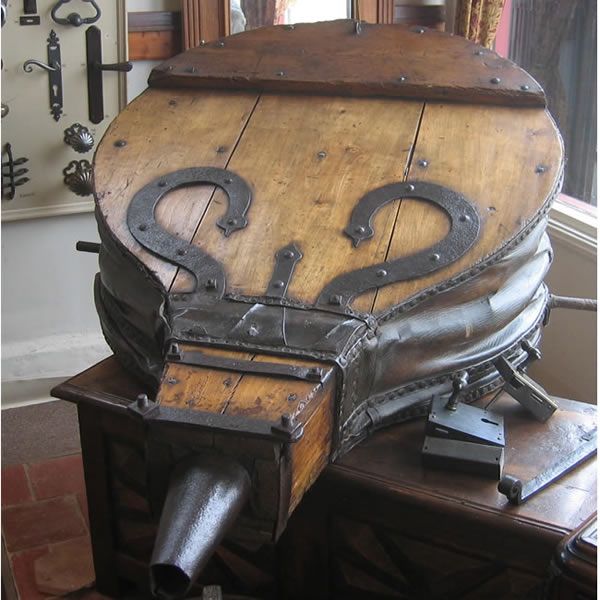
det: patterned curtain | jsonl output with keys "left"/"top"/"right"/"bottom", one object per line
{"left": 454, "top": 0, "right": 506, "bottom": 48}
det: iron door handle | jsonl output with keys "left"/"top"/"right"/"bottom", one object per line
{"left": 51, "top": 0, "right": 101, "bottom": 27}
{"left": 94, "top": 61, "right": 133, "bottom": 73}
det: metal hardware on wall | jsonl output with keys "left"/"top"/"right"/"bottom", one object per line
{"left": 22, "top": 30, "right": 63, "bottom": 121}
{"left": 1, "top": 0, "right": 6, "bottom": 27}
{"left": 63, "top": 123, "right": 94, "bottom": 153}
{"left": 24, "top": 0, "right": 38, "bottom": 14}
{"left": 86, "top": 25, "right": 132, "bottom": 124}
{"left": 63, "top": 159, "right": 93, "bottom": 196}
{"left": 2, "top": 0, "right": 126, "bottom": 220}
{"left": 51, "top": 0, "right": 100, "bottom": 27}
{"left": 2, "top": 144, "right": 30, "bottom": 200}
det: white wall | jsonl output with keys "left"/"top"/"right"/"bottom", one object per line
{"left": 1, "top": 214, "right": 110, "bottom": 407}
{"left": 529, "top": 230, "right": 597, "bottom": 403}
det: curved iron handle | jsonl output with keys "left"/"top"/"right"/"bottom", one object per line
{"left": 317, "top": 181, "right": 481, "bottom": 308}
{"left": 23, "top": 59, "right": 60, "bottom": 73}
{"left": 127, "top": 167, "right": 253, "bottom": 298}
{"left": 51, "top": 0, "right": 101, "bottom": 27}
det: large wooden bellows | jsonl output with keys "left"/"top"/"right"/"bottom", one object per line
{"left": 87, "top": 21, "right": 563, "bottom": 599}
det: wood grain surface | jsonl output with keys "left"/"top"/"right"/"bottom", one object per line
{"left": 149, "top": 20, "right": 545, "bottom": 107}
{"left": 94, "top": 91, "right": 562, "bottom": 313}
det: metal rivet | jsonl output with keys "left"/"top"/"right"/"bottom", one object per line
{"left": 407, "top": 184, "right": 415, "bottom": 192}
{"left": 490, "top": 77, "right": 501, "bottom": 84}
{"left": 355, "top": 226, "right": 365, "bottom": 234}
{"left": 224, "top": 177, "right": 232, "bottom": 184}
{"left": 474, "top": 49, "right": 484, "bottom": 56}
{"left": 217, "top": 40, "right": 225, "bottom": 47}
{"left": 329, "top": 294, "right": 342, "bottom": 306}
{"left": 520, "top": 84, "right": 530, "bottom": 91}
{"left": 248, "top": 324, "right": 259, "bottom": 336}
{"left": 273, "top": 280, "right": 284, "bottom": 288}
{"left": 535, "top": 164, "right": 547, "bottom": 174}
{"left": 158, "top": 180, "right": 167, "bottom": 187}
{"left": 137, "top": 394, "right": 149, "bottom": 409}
{"left": 199, "top": 40, "right": 206, "bottom": 46}
{"left": 168, "top": 99, "right": 177, "bottom": 107}
{"left": 114, "top": 139, "right": 127, "bottom": 147}
{"left": 281, "top": 413, "right": 293, "bottom": 427}
{"left": 376, "top": 269, "right": 387, "bottom": 278}
{"left": 216, "top": 146, "right": 227, "bottom": 153}
{"left": 185, "top": 66, "right": 196, "bottom": 73}
{"left": 138, "top": 224, "right": 148, "bottom": 231}
{"left": 418, "top": 159, "right": 428, "bottom": 168}
{"left": 459, "top": 214, "right": 471, "bottom": 222}
{"left": 317, "top": 150, "right": 327, "bottom": 159}
{"left": 355, "top": 20, "right": 362, "bottom": 35}
{"left": 287, "top": 393, "right": 297, "bottom": 402}
{"left": 398, "top": 75, "right": 407, "bottom": 82}
{"left": 227, "top": 217, "right": 237, "bottom": 225}
{"left": 430, "top": 253, "right": 440, "bottom": 262}
{"left": 284, "top": 250, "right": 295, "bottom": 259}
{"left": 167, "top": 65, "right": 174, "bottom": 71}
{"left": 205, "top": 278, "right": 217, "bottom": 290}
{"left": 276, "top": 70, "right": 285, "bottom": 77}
{"left": 413, "top": 26, "right": 425, "bottom": 34}
{"left": 167, "top": 378, "right": 177, "bottom": 385}
{"left": 177, "top": 248, "right": 186, "bottom": 256}
{"left": 285, "top": 24, "right": 295, "bottom": 30}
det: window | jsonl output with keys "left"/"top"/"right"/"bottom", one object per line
{"left": 231, "top": 0, "right": 351, "bottom": 34}
{"left": 496, "top": 0, "right": 597, "bottom": 212}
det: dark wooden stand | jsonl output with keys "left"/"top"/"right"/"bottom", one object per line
{"left": 53, "top": 358, "right": 597, "bottom": 599}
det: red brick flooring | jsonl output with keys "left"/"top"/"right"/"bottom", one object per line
{"left": 2, "top": 454, "right": 112, "bottom": 599}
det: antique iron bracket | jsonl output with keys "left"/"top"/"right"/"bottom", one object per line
{"left": 266, "top": 243, "right": 303, "bottom": 298}
{"left": 63, "top": 160, "right": 93, "bottom": 196}
{"left": 493, "top": 355, "right": 557, "bottom": 422}
{"left": 86, "top": 25, "right": 132, "bottom": 124}
{"left": 23, "top": 30, "right": 63, "bottom": 121}
{"left": 127, "top": 167, "right": 252, "bottom": 297}
{"left": 166, "top": 343, "right": 324, "bottom": 383}
{"left": 318, "top": 181, "right": 480, "bottom": 308}
{"left": 498, "top": 427, "right": 596, "bottom": 504}
{"left": 64, "top": 123, "right": 94, "bottom": 153}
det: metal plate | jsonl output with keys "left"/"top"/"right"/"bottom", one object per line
{"left": 127, "top": 167, "right": 252, "bottom": 298}
{"left": 266, "top": 243, "right": 302, "bottom": 298}
{"left": 47, "top": 30, "right": 63, "bottom": 121}
{"left": 318, "top": 181, "right": 480, "bottom": 307}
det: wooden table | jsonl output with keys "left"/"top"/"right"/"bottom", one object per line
{"left": 53, "top": 357, "right": 596, "bottom": 599}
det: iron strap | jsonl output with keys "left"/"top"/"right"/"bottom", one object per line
{"left": 127, "top": 167, "right": 252, "bottom": 299}
{"left": 166, "top": 345, "right": 325, "bottom": 383}
{"left": 317, "top": 180, "right": 480, "bottom": 307}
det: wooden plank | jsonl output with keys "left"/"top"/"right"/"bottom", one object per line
{"left": 94, "top": 88, "right": 259, "bottom": 290}
{"left": 149, "top": 20, "right": 545, "bottom": 107}
{"left": 371, "top": 103, "right": 563, "bottom": 313}
{"left": 128, "top": 31, "right": 181, "bottom": 61}
{"left": 171, "top": 94, "right": 423, "bottom": 311}
{"left": 127, "top": 11, "right": 180, "bottom": 32}
{"left": 183, "top": 0, "right": 228, "bottom": 48}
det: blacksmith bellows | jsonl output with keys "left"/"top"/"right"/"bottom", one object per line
{"left": 62, "top": 20, "right": 568, "bottom": 599}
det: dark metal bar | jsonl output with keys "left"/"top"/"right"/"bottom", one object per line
{"left": 498, "top": 428, "right": 597, "bottom": 504}
{"left": 548, "top": 294, "right": 597, "bottom": 312}
{"left": 76, "top": 241, "right": 101, "bottom": 253}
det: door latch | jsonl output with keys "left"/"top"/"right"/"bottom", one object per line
{"left": 23, "top": 30, "right": 63, "bottom": 121}
{"left": 86, "top": 25, "right": 132, "bottom": 124}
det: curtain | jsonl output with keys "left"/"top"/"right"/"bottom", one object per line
{"left": 454, "top": 0, "right": 506, "bottom": 48}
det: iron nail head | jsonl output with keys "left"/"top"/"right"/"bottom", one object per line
{"left": 114, "top": 139, "right": 127, "bottom": 148}
{"left": 490, "top": 77, "right": 501, "bottom": 84}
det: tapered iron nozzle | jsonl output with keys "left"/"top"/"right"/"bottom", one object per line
{"left": 150, "top": 454, "right": 250, "bottom": 600}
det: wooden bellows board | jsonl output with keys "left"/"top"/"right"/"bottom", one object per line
{"left": 72, "top": 19, "right": 563, "bottom": 599}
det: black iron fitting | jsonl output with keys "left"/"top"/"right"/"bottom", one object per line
{"left": 163, "top": 345, "right": 326, "bottom": 384}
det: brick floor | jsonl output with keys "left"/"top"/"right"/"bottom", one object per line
{"left": 2, "top": 464, "right": 33, "bottom": 507}
{"left": 1, "top": 453, "right": 103, "bottom": 599}
{"left": 3, "top": 496, "right": 87, "bottom": 552}
{"left": 27, "top": 455, "right": 86, "bottom": 501}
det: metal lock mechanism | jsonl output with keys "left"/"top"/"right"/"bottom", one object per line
{"left": 63, "top": 160, "right": 93, "bottom": 196}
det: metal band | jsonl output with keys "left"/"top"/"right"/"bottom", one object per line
{"left": 127, "top": 167, "right": 252, "bottom": 297}
{"left": 317, "top": 181, "right": 480, "bottom": 307}
{"left": 167, "top": 345, "right": 325, "bottom": 383}
{"left": 266, "top": 243, "right": 303, "bottom": 298}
